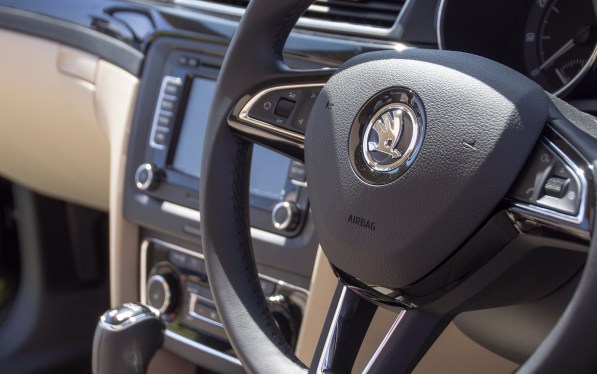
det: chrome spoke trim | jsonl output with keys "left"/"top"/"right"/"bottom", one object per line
{"left": 362, "top": 309, "right": 407, "bottom": 374}
{"left": 315, "top": 286, "right": 350, "bottom": 374}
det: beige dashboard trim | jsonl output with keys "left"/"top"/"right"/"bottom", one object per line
{"left": 0, "top": 29, "right": 111, "bottom": 210}
{"left": 0, "top": 28, "right": 140, "bottom": 306}
{"left": 93, "top": 60, "right": 140, "bottom": 307}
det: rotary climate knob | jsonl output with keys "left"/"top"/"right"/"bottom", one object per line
{"left": 146, "top": 274, "right": 178, "bottom": 314}
{"left": 271, "top": 202, "right": 300, "bottom": 231}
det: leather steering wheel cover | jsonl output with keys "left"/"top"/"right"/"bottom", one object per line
{"left": 200, "top": 1, "right": 312, "bottom": 373}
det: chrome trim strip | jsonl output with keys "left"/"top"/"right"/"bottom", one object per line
{"left": 362, "top": 309, "right": 407, "bottom": 374}
{"left": 140, "top": 240, "right": 150, "bottom": 304}
{"left": 188, "top": 293, "right": 224, "bottom": 328}
{"left": 164, "top": 330, "right": 242, "bottom": 366}
{"left": 316, "top": 286, "right": 348, "bottom": 374}
{"left": 161, "top": 201, "right": 201, "bottom": 222}
{"left": 238, "top": 83, "right": 325, "bottom": 143}
{"left": 149, "top": 76, "right": 182, "bottom": 149}
{"left": 173, "top": 0, "right": 414, "bottom": 38}
{"left": 436, "top": 0, "right": 448, "bottom": 50}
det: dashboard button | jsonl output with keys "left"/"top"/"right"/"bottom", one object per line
{"left": 289, "top": 161, "right": 306, "bottom": 182}
{"left": 153, "top": 128, "right": 170, "bottom": 146}
{"left": 164, "top": 83, "right": 180, "bottom": 96}
{"left": 161, "top": 98, "right": 176, "bottom": 112}
{"left": 146, "top": 274, "right": 179, "bottom": 314}
{"left": 157, "top": 113, "right": 172, "bottom": 128}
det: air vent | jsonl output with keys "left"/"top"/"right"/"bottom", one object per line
{"left": 187, "top": 0, "right": 406, "bottom": 29}
{"left": 306, "top": 1, "right": 405, "bottom": 28}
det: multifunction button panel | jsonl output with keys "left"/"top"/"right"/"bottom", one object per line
{"left": 245, "top": 85, "right": 323, "bottom": 135}
{"left": 240, "top": 84, "right": 324, "bottom": 136}
{"left": 510, "top": 140, "right": 583, "bottom": 216}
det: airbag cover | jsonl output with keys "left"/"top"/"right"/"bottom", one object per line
{"left": 304, "top": 49, "right": 548, "bottom": 288}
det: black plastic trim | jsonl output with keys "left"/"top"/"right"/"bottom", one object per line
{"left": 0, "top": 5, "right": 143, "bottom": 76}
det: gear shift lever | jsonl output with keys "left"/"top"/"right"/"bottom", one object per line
{"left": 92, "top": 302, "right": 165, "bottom": 374}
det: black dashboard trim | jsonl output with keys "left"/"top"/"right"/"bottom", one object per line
{"left": 0, "top": 5, "right": 143, "bottom": 76}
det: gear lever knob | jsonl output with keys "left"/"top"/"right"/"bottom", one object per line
{"left": 92, "top": 302, "right": 164, "bottom": 374}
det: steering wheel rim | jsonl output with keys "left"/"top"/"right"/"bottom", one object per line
{"left": 200, "top": 1, "right": 597, "bottom": 373}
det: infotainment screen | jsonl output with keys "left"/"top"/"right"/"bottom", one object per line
{"left": 172, "top": 77, "right": 292, "bottom": 201}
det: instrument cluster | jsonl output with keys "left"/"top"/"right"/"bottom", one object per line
{"left": 438, "top": 0, "right": 597, "bottom": 101}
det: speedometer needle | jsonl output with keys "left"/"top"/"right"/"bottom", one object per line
{"left": 539, "top": 38, "right": 575, "bottom": 71}
{"left": 539, "top": 25, "right": 591, "bottom": 71}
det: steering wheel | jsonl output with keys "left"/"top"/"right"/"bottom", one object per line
{"left": 199, "top": 0, "right": 597, "bottom": 372}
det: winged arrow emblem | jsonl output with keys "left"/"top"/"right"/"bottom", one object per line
{"left": 368, "top": 109, "right": 403, "bottom": 159}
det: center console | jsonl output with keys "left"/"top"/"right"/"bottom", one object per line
{"left": 124, "top": 37, "right": 321, "bottom": 372}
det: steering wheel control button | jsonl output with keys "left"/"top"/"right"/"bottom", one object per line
{"left": 274, "top": 98, "right": 296, "bottom": 118}
{"left": 248, "top": 89, "right": 303, "bottom": 127}
{"left": 544, "top": 177, "right": 569, "bottom": 198}
{"left": 348, "top": 88, "right": 426, "bottom": 185}
{"left": 135, "top": 163, "right": 160, "bottom": 191}
{"left": 272, "top": 202, "right": 300, "bottom": 231}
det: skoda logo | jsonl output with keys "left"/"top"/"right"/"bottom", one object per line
{"left": 349, "top": 89, "right": 426, "bottom": 184}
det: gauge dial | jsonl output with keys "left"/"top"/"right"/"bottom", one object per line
{"left": 523, "top": 0, "right": 597, "bottom": 96}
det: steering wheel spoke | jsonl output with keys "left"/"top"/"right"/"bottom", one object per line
{"left": 310, "top": 281, "right": 452, "bottom": 374}
{"left": 311, "top": 283, "right": 377, "bottom": 374}
{"left": 228, "top": 73, "right": 329, "bottom": 161}
{"left": 506, "top": 113, "right": 594, "bottom": 240}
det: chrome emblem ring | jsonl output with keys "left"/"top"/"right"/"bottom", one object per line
{"left": 349, "top": 88, "right": 426, "bottom": 184}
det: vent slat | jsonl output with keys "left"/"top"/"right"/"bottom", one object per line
{"left": 306, "top": 5, "right": 398, "bottom": 26}
{"left": 316, "top": 0, "right": 403, "bottom": 13}
{"left": 191, "top": 0, "right": 405, "bottom": 29}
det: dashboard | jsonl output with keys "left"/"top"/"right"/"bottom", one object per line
{"left": 0, "top": 0, "right": 594, "bottom": 372}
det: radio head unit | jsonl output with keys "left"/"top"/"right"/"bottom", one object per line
{"left": 131, "top": 49, "right": 309, "bottom": 237}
